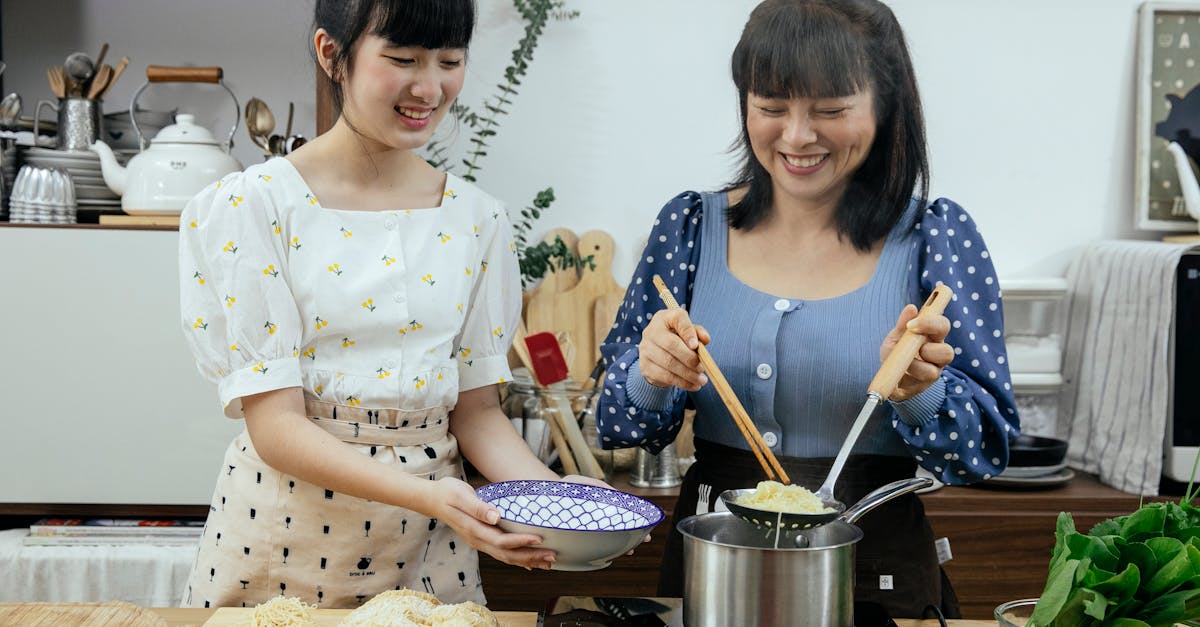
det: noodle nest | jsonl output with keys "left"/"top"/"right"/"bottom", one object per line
{"left": 736, "top": 480, "right": 834, "bottom": 514}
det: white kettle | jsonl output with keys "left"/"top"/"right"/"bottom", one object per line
{"left": 89, "top": 65, "right": 242, "bottom": 216}
{"left": 1165, "top": 141, "right": 1200, "bottom": 231}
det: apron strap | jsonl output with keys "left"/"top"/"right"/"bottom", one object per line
{"left": 305, "top": 399, "right": 449, "bottom": 446}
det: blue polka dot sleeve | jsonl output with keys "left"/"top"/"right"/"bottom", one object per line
{"left": 894, "top": 198, "right": 1021, "bottom": 484}
{"left": 596, "top": 192, "right": 705, "bottom": 454}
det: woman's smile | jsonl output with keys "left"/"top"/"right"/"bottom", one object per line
{"left": 780, "top": 152, "right": 829, "bottom": 174}
{"left": 395, "top": 105, "right": 434, "bottom": 128}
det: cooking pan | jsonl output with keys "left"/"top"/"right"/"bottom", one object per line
{"left": 677, "top": 476, "right": 932, "bottom": 627}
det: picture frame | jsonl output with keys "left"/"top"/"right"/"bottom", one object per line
{"left": 1135, "top": 2, "right": 1200, "bottom": 231}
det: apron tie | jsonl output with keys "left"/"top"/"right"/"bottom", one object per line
{"left": 304, "top": 398, "right": 450, "bottom": 446}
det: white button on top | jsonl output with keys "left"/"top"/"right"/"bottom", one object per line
{"left": 384, "top": 359, "right": 397, "bottom": 369}
{"left": 762, "top": 431, "right": 779, "bottom": 448}
{"left": 385, "top": 219, "right": 397, "bottom": 230}
{"left": 393, "top": 294, "right": 404, "bottom": 303}
{"left": 774, "top": 299, "right": 790, "bottom": 311}
{"left": 756, "top": 363, "right": 773, "bottom": 379}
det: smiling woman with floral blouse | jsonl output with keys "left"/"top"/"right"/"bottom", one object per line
{"left": 596, "top": 0, "right": 1018, "bottom": 619}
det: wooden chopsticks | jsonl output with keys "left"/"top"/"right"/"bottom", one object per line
{"left": 651, "top": 275, "right": 790, "bottom": 484}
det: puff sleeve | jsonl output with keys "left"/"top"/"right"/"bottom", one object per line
{"left": 453, "top": 198, "right": 521, "bottom": 391}
{"left": 890, "top": 198, "right": 1021, "bottom": 484}
{"left": 179, "top": 172, "right": 304, "bottom": 418}
{"left": 596, "top": 192, "right": 705, "bottom": 453}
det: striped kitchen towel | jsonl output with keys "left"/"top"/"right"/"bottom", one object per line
{"left": 1059, "top": 240, "right": 1197, "bottom": 495}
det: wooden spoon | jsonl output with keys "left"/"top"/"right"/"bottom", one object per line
{"left": 46, "top": 67, "right": 66, "bottom": 99}
{"left": 87, "top": 64, "right": 111, "bottom": 100}
{"left": 97, "top": 57, "right": 129, "bottom": 99}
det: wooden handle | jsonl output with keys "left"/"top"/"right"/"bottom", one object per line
{"left": 548, "top": 394, "right": 605, "bottom": 479}
{"left": 544, "top": 410, "right": 579, "bottom": 475}
{"left": 651, "top": 275, "right": 790, "bottom": 484}
{"left": 867, "top": 284, "right": 954, "bottom": 399}
{"left": 146, "top": 65, "right": 222, "bottom": 83}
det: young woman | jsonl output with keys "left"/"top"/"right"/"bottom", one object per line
{"left": 597, "top": 0, "right": 1019, "bottom": 618}
{"left": 178, "top": 0, "right": 582, "bottom": 609}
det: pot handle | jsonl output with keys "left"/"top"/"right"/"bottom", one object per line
{"left": 128, "top": 65, "right": 239, "bottom": 152}
{"left": 838, "top": 477, "right": 933, "bottom": 525}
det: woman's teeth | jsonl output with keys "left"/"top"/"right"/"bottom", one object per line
{"left": 396, "top": 106, "right": 432, "bottom": 120}
{"left": 783, "top": 154, "right": 826, "bottom": 168}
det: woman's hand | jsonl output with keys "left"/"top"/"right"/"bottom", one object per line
{"left": 880, "top": 304, "right": 954, "bottom": 401}
{"left": 638, "top": 308, "right": 711, "bottom": 392}
{"left": 423, "top": 476, "right": 557, "bottom": 570}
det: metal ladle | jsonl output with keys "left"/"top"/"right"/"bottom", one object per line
{"left": 64, "top": 52, "right": 94, "bottom": 97}
{"left": 244, "top": 97, "right": 275, "bottom": 155}
{"left": 721, "top": 285, "right": 955, "bottom": 530}
{"left": 0, "top": 93, "right": 22, "bottom": 131}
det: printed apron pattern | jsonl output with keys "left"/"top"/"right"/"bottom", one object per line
{"left": 182, "top": 399, "right": 484, "bottom": 609}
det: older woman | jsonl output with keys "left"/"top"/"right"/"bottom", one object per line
{"left": 597, "top": 0, "right": 1018, "bottom": 618}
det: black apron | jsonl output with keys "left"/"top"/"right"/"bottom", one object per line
{"left": 658, "top": 438, "right": 960, "bottom": 620}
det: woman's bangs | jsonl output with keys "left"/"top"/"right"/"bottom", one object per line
{"left": 740, "top": 9, "right": 870, "bottom": 99}
{"left": 370, "top": 0, "right": 475, "bottom": 50}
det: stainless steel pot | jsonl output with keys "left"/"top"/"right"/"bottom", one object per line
{"left": 677, "top": 476, "right": 931, "bottom": 627}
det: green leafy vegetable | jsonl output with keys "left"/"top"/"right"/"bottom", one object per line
{"left": 1027, "top": 497, "right": 1200, "bottom": 626}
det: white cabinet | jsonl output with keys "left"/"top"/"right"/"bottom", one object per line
{"left": 0, "top": 226, "right": 241, "bottom": 504}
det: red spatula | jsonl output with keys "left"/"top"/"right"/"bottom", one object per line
{"left": 524, "top": 331, "right": 570, "bottom": 386}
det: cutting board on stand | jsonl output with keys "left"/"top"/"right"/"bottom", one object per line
{"left": 525, "top": 228, "right": 580, "bottom": 344}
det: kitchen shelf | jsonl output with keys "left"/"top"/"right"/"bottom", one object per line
{"left": 0, "top": 222, "right": 176, "bottom": 232}
{"left": 1010, "top": 372, "right": 1063, "bottom": 393}
{"left": 999, "top": 277, "right": 1068, "bottom": 300}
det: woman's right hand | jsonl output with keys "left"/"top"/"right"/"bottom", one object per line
{"left": 424, "top": 477, "right": 557, "bottom": 570}
{"left": 637, "top": 308, "right": 711, "bottom": 392}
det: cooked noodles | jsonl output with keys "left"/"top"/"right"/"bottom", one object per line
{"left": 736, "top": 480, "right": 833, "bottom": 514}
{"left": 246, "top": 595, "right": 316, "bottom": 626}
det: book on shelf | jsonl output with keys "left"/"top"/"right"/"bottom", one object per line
{"left": 22, "top": 534, "right": 201, "bottom": 547}
{"left": 28, "top": 518, "right": 204, "bottom": 537}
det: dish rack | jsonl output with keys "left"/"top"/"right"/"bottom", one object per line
{"left": 1000, "top": 277, "right": 1069, "bottom": 436}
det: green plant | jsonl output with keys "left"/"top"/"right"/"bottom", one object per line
{"left": 424, "top": 0, "right": 591, "bottom": 287}
{"left": 1027, "top": 454, "right": 1200, "bottom": 626}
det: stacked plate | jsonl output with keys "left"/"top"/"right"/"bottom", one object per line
{"left": 20, "top": 146, "right": 122, "bottom": 221}
{"left": 987, "top": 435, "right": 1074, "bottom": 489}
{"left": 1, "top": 142, "right": 16, "bottom": 220}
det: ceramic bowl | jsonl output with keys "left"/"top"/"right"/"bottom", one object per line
{"left": 994, "top": 597, "right": 1038, "bottom": 626}
{"left": 1009, "top": 435, "right": 1068, "bottom": 467}
{"left": 476, "top": 480, "right": 663, "bottom": 571}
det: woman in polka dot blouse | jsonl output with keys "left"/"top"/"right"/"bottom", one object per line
{"left": 596, "top": 0, "right": 1017, "bottom": 618}
{"left": 178, "top": 0, "right": 593, "bottom": 610}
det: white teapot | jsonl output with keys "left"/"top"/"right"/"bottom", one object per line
{"left": 1165, "top": 141, "right": 1200, "bottom": 231}
{"left": 91, "top": 114, "right": 241, "bottom": 216}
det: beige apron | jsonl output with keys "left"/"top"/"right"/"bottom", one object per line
{"left": 182, "top": 399, "right": 485, "bottom": 608}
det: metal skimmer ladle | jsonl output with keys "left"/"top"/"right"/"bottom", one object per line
{"left": 722, "top": 284, "right": 954, "bottom": 530}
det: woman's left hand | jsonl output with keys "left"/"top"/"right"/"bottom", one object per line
{"left": 879, "top": 304, "right": 954, "bottom": 401}
{"left": 559, "top": 474, "right": 653, "bottom": 552}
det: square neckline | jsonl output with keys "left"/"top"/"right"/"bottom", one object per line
{"left": 705, "top": 190, "right": 909, "bottom": 304}
{"left": 275, "top": 157, "right": 455, "bottom": 215}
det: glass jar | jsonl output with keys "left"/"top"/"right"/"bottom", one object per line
{"left": 501, "top": 370, "right": 612, "bottom": 472}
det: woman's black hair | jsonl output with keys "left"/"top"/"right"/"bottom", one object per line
{"left": 314, "top": 0, "right": 476, "bottom": 117}
{"left": 726, "top": 0, "right": 929, "bottom": 251}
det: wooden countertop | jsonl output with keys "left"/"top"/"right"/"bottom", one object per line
{"left": 143, "top": 608, "right": 986, "bottom": 626}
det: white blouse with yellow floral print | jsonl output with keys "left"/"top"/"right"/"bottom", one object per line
{"left": 179, "top": 157, "right": 520, "bottom": 419}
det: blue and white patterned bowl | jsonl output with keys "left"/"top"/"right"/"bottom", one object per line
{"left": 476, "top": 480, "right": 664, "bottom": 571}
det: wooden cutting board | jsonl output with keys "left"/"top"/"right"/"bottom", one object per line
{"left": 202, "top": 606, "right": 537, "bottom": 625}
{"left": 0, "top": 601, "right": 168, "bottom": 626}
{"left": 552, "top": 230, "right": 624, "bottom": 382}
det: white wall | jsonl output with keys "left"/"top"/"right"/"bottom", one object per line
{"left": 3, "top": 1, "right": 1179, "bottom": 282}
